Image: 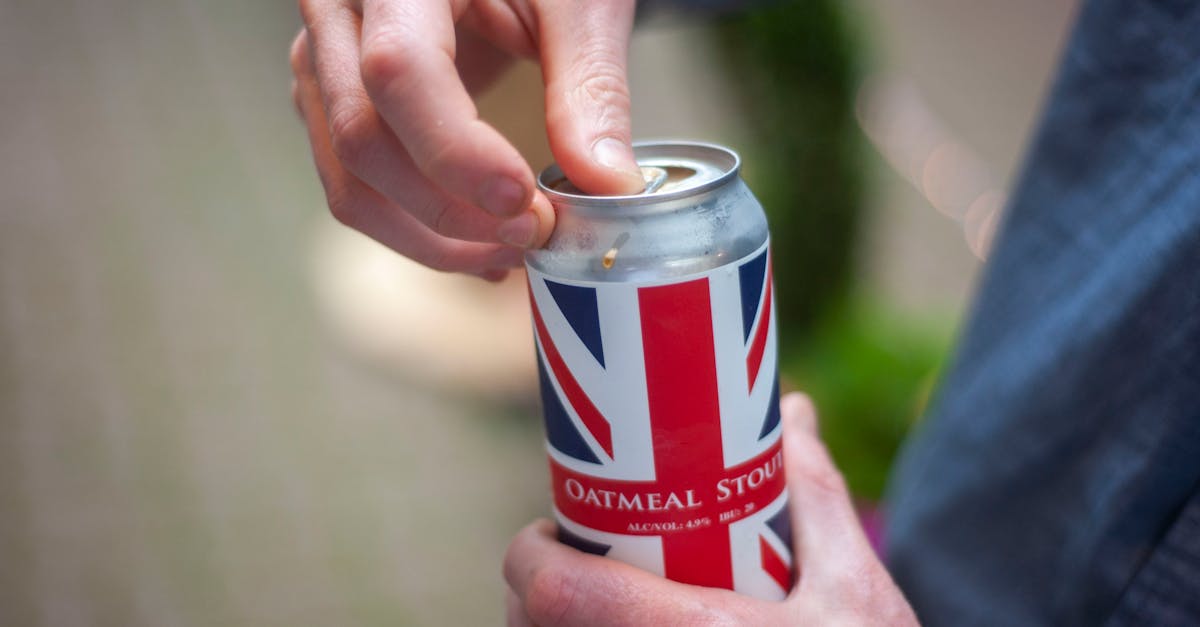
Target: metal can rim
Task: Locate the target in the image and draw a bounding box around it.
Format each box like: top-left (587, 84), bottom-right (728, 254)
top-left (536, 140), bottom-right (741, 208)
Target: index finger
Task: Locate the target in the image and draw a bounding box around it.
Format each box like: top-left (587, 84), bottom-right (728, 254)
top-left (359, 0), bottom-right (535, 219)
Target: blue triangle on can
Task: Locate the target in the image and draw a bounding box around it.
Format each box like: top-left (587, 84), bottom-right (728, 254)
top-left (544, 279), bottom-right (605, 367)
top-left (758, 375), bottom-right (782, 440)
top-left (537, 352), bottom-right (600, 464)
top-left (739, 250), bottom-right (768, 342)
top-left (766, 502), bottom-right (793, 550)
top-left (557, 526), bottom-right (611, 556)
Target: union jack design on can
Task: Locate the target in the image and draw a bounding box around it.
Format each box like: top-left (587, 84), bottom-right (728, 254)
top-left (527, 235), bottom-right (794, 600)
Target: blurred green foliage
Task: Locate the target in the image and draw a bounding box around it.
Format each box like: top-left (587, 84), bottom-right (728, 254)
top-left (716, 0), bottom-right (865, 334)
top-left (715, 1), bottom-right (953, 499)
top-left (783, 300), bottom-right (951, 500)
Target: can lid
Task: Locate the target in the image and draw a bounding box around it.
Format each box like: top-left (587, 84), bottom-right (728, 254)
top-left (538, 141), bottom-right (740, 206)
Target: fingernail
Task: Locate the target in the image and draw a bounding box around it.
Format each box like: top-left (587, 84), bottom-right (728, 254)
top-left (497, 212), bottom-right (539, 248)
top-left (481, 175), bottom-right (528, 217)
top-left (592, 137), bottom-right (638, 174)
top-left (592, 138), bottom-right (646, 194)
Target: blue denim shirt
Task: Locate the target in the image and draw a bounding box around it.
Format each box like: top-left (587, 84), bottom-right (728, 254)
top-left (885, 1), bottom-right (1200, 625)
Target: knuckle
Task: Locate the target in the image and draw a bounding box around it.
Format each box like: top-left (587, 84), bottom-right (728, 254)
top-left (575, 65), bottom-right (628, 105)
top-left (359, 32), bottom-right (420, 96)
top-left (422, 198), bottom-right (459, 236)
top-left (563, 50), bottom-right (630, 125)
top-left (324, 181), bottom-right (362, 228)
top-left (524, 565), bottom-right (580, 627)
top-left (327, 104), bottom-right (375, 171)
top-left (288, 31), bottom-right (310, 77)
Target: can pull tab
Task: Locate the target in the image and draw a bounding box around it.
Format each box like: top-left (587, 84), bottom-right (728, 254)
top-left (640, 166), bottom-right (668, 194)
top-left (602, 232), bottom-right (630, 270)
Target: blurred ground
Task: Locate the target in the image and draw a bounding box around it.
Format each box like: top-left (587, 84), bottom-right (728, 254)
top-left (0, 1), bottom-right (1074, 625)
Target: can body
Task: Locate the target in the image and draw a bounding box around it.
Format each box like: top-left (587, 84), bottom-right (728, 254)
top-left (526, 142), bottom-right (793, 600)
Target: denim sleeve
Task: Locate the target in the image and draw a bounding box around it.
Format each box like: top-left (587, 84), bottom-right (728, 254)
top-left (883, 1), bottom-right (1200, 625)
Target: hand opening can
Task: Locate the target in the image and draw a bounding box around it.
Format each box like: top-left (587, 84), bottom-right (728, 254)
top-left (526, 141), bottom-right (793, 600)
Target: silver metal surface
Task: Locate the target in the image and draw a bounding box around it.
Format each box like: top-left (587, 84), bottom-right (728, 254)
top-left (538, 141), bottom-right (742, 208)
top-left (528, 141), bottom-right (768, 282)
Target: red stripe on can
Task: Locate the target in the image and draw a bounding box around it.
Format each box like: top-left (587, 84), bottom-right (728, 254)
top-left (745, 263), bottom-right (773, 392)
top-left (529, 282), bottom-right (614, 458)
top-left (760, 535), bottom-right (793, 592)
top-left (638, 278), bottom-right (731, 588)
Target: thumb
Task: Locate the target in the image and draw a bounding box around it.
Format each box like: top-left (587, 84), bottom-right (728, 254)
top-left (779, 393), bottom-right (877, 578)
top-left (537, 0), bottom-right (645, 196)
top-left (504, 519), bottom-right (751, 626)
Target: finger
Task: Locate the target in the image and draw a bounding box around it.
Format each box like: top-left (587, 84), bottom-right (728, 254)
top-left (504, 520), bottom-right (753, 627)
top-left (296, 52), bottom-right (523, 275)
top-left (508, 191), bottom-right (555, 251)
top-left (300, 1), bottom-right (540, 246)
top-left (359, 0), bottom-right (537, 219)
top-left (537, 0), bottom-right (644, 195)
top-left (779, 393), bottom-right (877, 578)
top-left (505, 588), bottom-right (535, 627)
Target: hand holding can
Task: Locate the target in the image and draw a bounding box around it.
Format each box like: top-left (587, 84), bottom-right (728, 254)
top-left (505, 393), bottom-right (919, 626)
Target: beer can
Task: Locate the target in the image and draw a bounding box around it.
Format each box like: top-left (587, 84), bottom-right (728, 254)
top-left (526, 141), bottom-right (792, 600)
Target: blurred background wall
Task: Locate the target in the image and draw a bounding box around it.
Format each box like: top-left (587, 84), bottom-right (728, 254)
top-left (0, 1), bottom-right (1075, 625)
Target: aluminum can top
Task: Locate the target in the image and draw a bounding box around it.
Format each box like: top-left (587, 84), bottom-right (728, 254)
top-left (529, 141), bottom-right (768, 283)
top-left (539, 141), bottom-right (741, 209)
